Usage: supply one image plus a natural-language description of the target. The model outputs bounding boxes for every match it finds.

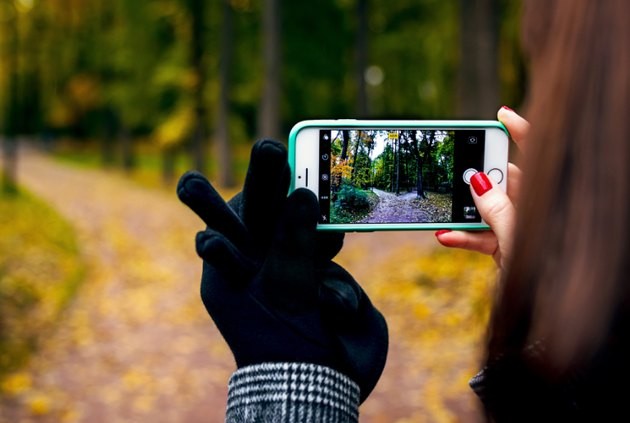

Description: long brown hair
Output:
[488,0,630,373]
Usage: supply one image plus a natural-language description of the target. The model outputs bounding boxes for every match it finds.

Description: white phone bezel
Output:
[293,127,321,194]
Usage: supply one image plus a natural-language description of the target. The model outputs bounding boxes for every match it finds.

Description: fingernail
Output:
[501,105,513,112]
[471,172,492,196]
[435,229,451,237]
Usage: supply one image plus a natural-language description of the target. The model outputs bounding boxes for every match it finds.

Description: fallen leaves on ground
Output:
[2,150,497,423]
[338,239,497,422]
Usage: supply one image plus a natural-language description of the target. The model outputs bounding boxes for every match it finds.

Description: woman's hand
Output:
[435,107,530,270]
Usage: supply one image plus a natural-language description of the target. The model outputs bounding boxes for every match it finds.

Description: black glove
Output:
[176,139,388,402]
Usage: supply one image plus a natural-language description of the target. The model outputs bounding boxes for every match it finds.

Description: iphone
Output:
[289,119,509,231]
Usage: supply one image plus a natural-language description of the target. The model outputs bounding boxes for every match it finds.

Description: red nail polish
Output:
[471,172,492,196]
[435,229,451,237]
[501,105,513,112]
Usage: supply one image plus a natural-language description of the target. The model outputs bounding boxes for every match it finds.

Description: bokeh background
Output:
[0,0,526,421]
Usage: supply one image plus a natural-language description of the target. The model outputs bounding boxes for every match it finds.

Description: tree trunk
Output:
[456,0,500,118]
[257,0,281,140]
[340,130,350,160]
[412,131,426,199]
[1,138,18,195]
[120,126,135,173]
[404,142,411,192]
[2,7,20,194]
[416,156,425,199]
[355,0,368,117]
[162,146,176,186]
[394,136,400,194]
[190,0,208,174]
[215,0,235,187]
[389,141,395,192]
[96,0,116,168]
[422,131,436,189]
[100,107,117,167]
[351,131,361,182]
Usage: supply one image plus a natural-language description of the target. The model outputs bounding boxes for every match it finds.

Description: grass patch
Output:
[0,189,85,379]
[330,184,379,224]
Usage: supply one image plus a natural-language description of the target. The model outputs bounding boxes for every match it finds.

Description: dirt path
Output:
[1,146,481,423]
[360,188,429,224]
[2,146,235,422]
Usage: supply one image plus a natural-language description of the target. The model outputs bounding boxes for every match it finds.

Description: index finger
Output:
[177,171,248,248]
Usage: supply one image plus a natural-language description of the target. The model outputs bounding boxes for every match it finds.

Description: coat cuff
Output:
[226,362,360,423]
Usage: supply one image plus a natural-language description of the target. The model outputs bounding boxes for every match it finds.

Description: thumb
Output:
[196,229,255,283]
[470,172,515,265]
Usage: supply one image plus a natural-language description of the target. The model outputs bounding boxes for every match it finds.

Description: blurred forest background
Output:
[0,0,526,422]
[0,0,525,189]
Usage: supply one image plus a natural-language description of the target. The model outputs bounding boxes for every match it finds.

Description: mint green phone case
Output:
[288,119,509,232]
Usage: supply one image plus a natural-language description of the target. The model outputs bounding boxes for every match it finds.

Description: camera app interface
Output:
[318,128,485,224]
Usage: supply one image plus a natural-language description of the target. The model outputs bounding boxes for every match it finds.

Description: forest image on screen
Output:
[327,129,454,224]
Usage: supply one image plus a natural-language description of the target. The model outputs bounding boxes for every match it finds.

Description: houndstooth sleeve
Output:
[226,363,360,423]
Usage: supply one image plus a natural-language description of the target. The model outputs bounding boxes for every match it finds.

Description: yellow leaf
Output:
[1,372,32,396]
[28,393,53,416]
[154,106,195,148]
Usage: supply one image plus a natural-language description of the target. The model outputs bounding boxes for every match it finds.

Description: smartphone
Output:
[289,119,509,231]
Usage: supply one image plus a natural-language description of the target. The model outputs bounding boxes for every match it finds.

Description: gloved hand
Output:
[177,139,388,402]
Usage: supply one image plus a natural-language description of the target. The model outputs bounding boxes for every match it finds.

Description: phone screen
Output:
[317,128,486,225]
